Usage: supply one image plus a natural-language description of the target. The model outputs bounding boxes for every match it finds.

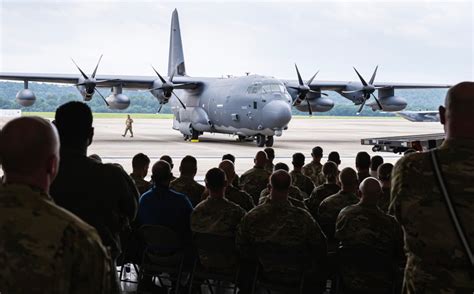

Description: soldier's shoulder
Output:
[224,198,246,215]
[394,151,429,174]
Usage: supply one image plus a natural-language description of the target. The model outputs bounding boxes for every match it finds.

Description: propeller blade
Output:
[309,90,328,96]
[353,67,368,86]
[171,91,186,109]
[94,87,109,106]
[71,58,89,80]
[151,65,167,84]
[306,99,313,116]
[342,90,361,94]
[91,54,103,78]
[357,99,367,115]
[371,93,383,110]
[307,70,319,86]
[157,103,163,113]
[292,98,301,106]
[294,64,304,86]
[369,65,378,85]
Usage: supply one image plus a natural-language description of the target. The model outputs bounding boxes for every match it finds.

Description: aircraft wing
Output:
[283,80,451,91]
[0,72,202,90]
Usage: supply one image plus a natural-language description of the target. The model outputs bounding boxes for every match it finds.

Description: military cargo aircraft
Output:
[0,9,450,147]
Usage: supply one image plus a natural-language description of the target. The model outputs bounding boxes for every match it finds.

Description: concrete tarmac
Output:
[84,117,443,181]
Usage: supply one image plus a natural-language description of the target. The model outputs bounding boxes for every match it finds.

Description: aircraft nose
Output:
[262,100,292,128]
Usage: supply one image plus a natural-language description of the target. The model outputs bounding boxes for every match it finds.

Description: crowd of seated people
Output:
[1,82,473,294]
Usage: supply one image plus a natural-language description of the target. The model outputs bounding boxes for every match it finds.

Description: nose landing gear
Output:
[256,135,274,147]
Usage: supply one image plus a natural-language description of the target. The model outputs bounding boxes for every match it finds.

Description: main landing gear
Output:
[256,134,274,147]
[183,129,200,141]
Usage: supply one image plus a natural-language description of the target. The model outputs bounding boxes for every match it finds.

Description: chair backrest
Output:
[138,224,183,250]
[254,242,312,274]
[193,233,237,255]
[337,246,395,274]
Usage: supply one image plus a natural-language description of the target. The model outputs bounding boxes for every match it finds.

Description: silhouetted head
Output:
[355,151,371,171]
[377,163,393,183]
[1,116,59,193]
[328,151,341,165]
[274,162,290,172]
[264,147,275,162]
[132,153,151,178]
[179,155,197,177]
[222,153,235,163]
[254,151,268,168]
[269,170,291,200]
[370,155,384,172]
[359,177,382,206]
[160,155,174,170]
[218,160,235,186]
[54,101,94,149]
[205,167,227,197]
[311,146,323,161]
[292,152,305,168]
[88,154,102,163]
[151,160,172,187]
[322,161,338,183]
[339,167,358,192]
[440,81,474,140]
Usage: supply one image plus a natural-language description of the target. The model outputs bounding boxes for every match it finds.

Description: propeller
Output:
[147,66,187,111]
[288,64,328,116]
[71,55,111,106]
[342,66,383,114]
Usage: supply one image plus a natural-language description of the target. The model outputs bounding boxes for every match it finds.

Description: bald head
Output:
[1,117,59,191]
[359,177,382,205]
[254,150,268,168]
[339,167,358,192]
[218,160,235,185]
[441,82,474,139]
[151,160,172,186]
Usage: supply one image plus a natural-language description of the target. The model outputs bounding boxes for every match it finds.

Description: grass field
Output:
[22,112,401,120]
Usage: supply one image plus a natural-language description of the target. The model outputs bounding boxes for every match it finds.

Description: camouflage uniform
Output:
[378,187,391,214]
[264,162,274,173]
[335,203,404,293]
[357,171,371,184]
[237,198,326,272]
[225,185,255,212]
[305,183,340,220]
[318,191,359,240]
[239,166,271,205]
[260,185,305,201]
[170,176,205,207]
[391,139,474,293]
[232,174,240,188]
[258,194,308,210]
[123,116,133,136]
[191,197,245,269]
[302,161,325,187]
[130,172,152,195]
[0,184,119,294]
[290,170,315,198]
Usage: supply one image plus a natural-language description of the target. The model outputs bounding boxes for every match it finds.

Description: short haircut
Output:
[339,167,358,187]
[264,147,275,160]
[180,155,197,174]
[222,153,235,163]
[270,170,291,191]
[328,151,341,165]
[132,153,150,170]
[54,101,93,147]
[322,161,338,178]
[160,155,173,167]
[151,160,172,184]
[355,151,371,169]
[312,146,323,158]
[205,168,227,191]
[274,162,289,172]
[378,163,394,181]
[292,152,305,167]
[370,155,384,171]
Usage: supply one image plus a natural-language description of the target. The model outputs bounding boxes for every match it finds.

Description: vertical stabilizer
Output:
[168,9,186,77]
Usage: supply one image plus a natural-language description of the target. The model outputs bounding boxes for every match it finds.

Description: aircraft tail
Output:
[168,9,186,77]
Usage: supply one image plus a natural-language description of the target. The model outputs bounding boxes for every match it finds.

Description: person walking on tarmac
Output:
[122,114,134,137]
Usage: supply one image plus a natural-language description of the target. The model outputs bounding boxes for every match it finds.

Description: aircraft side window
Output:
[270,84,280,92]
[262,84,271,93]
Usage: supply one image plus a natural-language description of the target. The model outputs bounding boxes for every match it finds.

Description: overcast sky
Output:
[0,0,472,84]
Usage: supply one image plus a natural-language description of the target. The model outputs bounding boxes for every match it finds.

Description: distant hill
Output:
[0,81,447,117]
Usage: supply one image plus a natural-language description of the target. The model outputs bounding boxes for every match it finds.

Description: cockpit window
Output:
[248,82,287,94]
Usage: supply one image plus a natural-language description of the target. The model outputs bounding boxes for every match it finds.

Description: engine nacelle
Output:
[369,96,407,112]
[295,97,334,113]
[106,94,130,110]
[76,83,94,101]
[16,89,36,107]
[150,80,170,104]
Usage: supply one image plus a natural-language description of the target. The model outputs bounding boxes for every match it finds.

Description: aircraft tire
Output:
[256,135,265,147]
[191,129,199,140]
[265,136,274,147]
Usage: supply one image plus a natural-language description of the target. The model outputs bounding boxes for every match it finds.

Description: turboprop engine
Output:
[294,95,335,113]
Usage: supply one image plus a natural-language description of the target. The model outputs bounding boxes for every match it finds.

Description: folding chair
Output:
[251,243,316,294]
[188,233,240,294]
[136,225,186,294]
